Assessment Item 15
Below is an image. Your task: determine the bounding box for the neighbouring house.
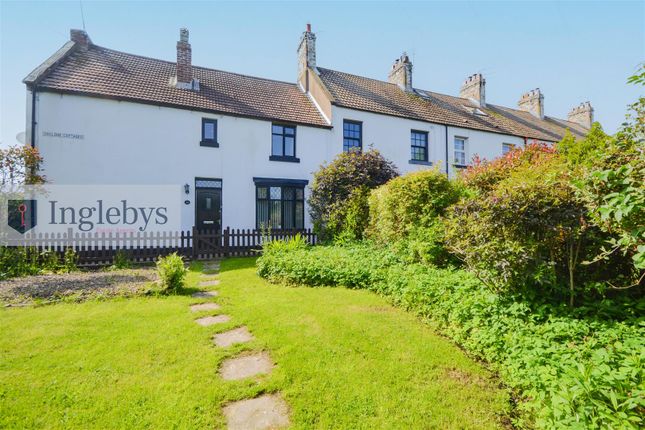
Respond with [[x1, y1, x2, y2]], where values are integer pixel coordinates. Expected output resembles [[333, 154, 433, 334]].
[[23, 25, 593, 232]]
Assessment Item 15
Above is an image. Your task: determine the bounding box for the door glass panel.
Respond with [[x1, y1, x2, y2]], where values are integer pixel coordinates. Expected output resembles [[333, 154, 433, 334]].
[[205, 197, 212, 210]]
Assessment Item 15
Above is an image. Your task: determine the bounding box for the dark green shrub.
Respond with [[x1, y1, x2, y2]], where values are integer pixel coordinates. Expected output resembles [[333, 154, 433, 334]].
[[256, 244, 644, 429], [40, 250, 59, 273], [110, 250, 132, 270], [155, 253, 187, 293], [367, 169, 462, 264], [308, 149, 398, 241], [61, 248, 78, 273]]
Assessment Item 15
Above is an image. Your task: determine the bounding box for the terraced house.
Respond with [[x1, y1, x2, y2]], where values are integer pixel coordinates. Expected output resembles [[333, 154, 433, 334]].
[[23, 25, 593, 231]]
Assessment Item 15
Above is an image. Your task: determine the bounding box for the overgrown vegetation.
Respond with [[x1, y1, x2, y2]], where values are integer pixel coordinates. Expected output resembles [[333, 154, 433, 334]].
[[0, 247, 78, 280], [155, 253, 187, 293]]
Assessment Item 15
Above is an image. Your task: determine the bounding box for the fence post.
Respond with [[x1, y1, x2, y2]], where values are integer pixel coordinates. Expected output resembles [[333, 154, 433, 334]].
[[191, 226, 198, 260], [224, 227, 230, 257]]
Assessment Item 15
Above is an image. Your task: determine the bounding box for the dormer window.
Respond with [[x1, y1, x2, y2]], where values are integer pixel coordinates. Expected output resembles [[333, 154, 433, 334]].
[[201, 118, 218, 147]]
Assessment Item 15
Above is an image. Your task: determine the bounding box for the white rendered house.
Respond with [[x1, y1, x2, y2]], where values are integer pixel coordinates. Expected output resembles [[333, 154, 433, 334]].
[[24, 26, 592, 232]]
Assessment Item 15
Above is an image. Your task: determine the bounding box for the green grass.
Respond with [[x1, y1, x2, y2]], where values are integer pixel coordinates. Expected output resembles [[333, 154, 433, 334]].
[[1, 258, 509, 429]]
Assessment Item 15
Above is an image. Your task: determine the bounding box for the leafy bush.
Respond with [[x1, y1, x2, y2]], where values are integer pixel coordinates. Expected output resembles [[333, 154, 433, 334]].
[[0, 247, 78, 279], [447, 145, 634, 305], [110, 250, 132, 270], [155, 253, 187, 293], [308, 149, 398, 241], [367, 169, 462, 264], [61, 248, 78, 273], [257, 244, 645, 429]]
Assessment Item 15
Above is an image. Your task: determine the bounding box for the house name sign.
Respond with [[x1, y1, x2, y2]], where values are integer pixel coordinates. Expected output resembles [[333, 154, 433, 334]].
[[42, 131, 85, 140]]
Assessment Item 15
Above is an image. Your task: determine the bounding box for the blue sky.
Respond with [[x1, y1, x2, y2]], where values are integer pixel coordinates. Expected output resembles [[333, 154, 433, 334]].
[[1, 0, 643, 147]]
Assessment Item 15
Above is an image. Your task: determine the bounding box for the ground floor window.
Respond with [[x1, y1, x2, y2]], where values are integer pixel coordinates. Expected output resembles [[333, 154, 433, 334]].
[[255, 179, 306, 230]]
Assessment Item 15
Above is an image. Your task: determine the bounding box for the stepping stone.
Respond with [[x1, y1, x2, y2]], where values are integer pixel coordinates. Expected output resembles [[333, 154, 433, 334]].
[[200, 279, 220, 287], [195, 314, 231, 326], [223, 394, 289, 430], [213, 326, 254, 347], [220, 351, 273, 381], [192, 290, 218, 298], [190, 303, 220, 312]]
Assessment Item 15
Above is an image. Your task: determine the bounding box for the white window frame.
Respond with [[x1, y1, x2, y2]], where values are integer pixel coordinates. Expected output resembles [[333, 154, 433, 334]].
[[454, 137, 467, 166]]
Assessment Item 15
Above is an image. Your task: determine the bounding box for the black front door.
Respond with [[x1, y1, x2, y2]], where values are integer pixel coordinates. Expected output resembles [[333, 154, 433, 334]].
[[195, 186, 222, 231]]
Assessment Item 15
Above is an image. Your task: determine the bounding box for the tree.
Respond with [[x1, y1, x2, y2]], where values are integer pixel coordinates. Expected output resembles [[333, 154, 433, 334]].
[[0, 144, 45, 190], [309, 149, 398, 241]]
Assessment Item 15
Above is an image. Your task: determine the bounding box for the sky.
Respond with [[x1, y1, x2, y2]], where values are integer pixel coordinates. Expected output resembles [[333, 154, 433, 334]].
[[1, 0, 643, 147]]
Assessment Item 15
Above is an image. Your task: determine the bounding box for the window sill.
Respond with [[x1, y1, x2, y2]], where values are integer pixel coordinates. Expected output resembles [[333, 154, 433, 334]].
[[269, 155, 300, 163], [409, 159, 432, 166], [200, 141, 219, 148], [452, 163, 468, 169]]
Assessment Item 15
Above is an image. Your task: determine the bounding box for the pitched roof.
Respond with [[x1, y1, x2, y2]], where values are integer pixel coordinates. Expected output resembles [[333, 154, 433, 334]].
[[317, 67, 588, 141], [27, 44, 330, 128]]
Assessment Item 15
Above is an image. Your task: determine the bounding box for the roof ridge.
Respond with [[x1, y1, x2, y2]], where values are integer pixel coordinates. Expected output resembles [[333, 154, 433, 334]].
[[92, 44, 299, 87]]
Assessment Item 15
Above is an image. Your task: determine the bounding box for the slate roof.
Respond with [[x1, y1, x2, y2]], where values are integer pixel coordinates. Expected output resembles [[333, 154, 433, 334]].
[[26, 44, 331, 128], [317, 67, 588, 141]]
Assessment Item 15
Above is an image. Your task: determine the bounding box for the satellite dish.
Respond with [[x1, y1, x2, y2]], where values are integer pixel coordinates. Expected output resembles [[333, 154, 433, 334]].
[[16, 131, 26, 144]]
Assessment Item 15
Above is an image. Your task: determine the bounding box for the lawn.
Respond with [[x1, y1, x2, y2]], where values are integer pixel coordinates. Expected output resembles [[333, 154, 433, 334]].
[[1, 258, 509, 429]]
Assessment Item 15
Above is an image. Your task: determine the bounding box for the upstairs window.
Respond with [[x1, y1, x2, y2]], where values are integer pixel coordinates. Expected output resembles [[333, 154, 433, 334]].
[[343, 120, 362, 152], [270, 124, 298, 162], [410, 130, 429, 162], [502, 143, 515, 155], [201, 118, 218, 147], [454, 137, 467, 166]]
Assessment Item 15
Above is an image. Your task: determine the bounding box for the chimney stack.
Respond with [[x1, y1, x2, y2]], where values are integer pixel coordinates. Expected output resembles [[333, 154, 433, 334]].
[[70, 29, 91, 47], [297, 23, 317, 90], [460, 74, 486, 107], [518, 88, 544, 119], [172, 28, 199, 90], [388, 53, 413, 91], [568, 102, 594, 129]]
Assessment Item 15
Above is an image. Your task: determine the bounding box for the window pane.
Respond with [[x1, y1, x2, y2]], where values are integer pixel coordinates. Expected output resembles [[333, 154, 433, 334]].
[[283, 200, 295, 229], [270, 201, 282, 229], [295, 188, 304, 200], [284, 137, 295, 156], [257, 187, 268, 199], [284, 126, 295, 136], [270, 187, 281, 200], [502, 143, 514, 155], [257, 199, 269, 227], [272, 135, 283, 156], [272, 125, 283, 134], [283, 187, 295, 200], [455, 138, 464, 151], [203, 122, 215, 140], [295, 202, 304, 229]]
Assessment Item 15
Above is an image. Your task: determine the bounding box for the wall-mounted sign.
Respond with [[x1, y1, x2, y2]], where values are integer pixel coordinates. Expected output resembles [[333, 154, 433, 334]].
[[42, 131, 85, 140]]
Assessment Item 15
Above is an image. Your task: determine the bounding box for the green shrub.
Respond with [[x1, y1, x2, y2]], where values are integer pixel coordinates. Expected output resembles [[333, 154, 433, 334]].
[[110, 250, 132, 270], [155, 253, 187, 293], [257, 244, 645, 429], [61, 248, 78, 273], [308, 149, 398, 241], [367, 169, 462, 264]]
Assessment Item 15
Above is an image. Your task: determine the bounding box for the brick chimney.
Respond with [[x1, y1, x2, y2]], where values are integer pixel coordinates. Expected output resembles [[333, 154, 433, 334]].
[[460, 73, 486, 107], [388, 53, 413, 91], [70, 29, 91, 47], [297, 23, 317, 90], [518, 88, 544, 119], [568, 102, 594, 129], [172, 28, 199, 90]]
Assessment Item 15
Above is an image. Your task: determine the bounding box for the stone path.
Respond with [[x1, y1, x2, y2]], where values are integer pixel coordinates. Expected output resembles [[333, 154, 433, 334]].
[[190, 259, 289, 429]]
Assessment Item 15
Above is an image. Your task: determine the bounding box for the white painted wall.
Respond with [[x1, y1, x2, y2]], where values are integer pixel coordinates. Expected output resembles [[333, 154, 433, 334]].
[[32, 91, 534, 231], [34, 92, 332, 230]]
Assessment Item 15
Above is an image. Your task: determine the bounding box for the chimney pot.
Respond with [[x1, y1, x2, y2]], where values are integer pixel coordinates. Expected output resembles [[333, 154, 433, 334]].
[[306, 23, 311, 32], [567, 101, 594, 129], [297, 23, 317, 90], [518, 88, 545, 119]]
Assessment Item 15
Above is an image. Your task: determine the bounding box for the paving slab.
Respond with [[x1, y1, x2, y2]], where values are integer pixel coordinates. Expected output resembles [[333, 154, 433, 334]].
[[213, 326, 254, 347], [190, 302, 221, 312], [195, 314, 231, 326], [191, 290, 218, 298], [220, 351, 273, 381], [223, 394, 289, 430], [200, 279, 220, 287]]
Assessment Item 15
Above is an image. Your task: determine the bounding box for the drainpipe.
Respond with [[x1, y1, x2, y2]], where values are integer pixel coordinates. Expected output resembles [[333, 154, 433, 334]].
[[444, 124, 449, 177], [523, 136, 528, 148], [30, 86, 37, 148]]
